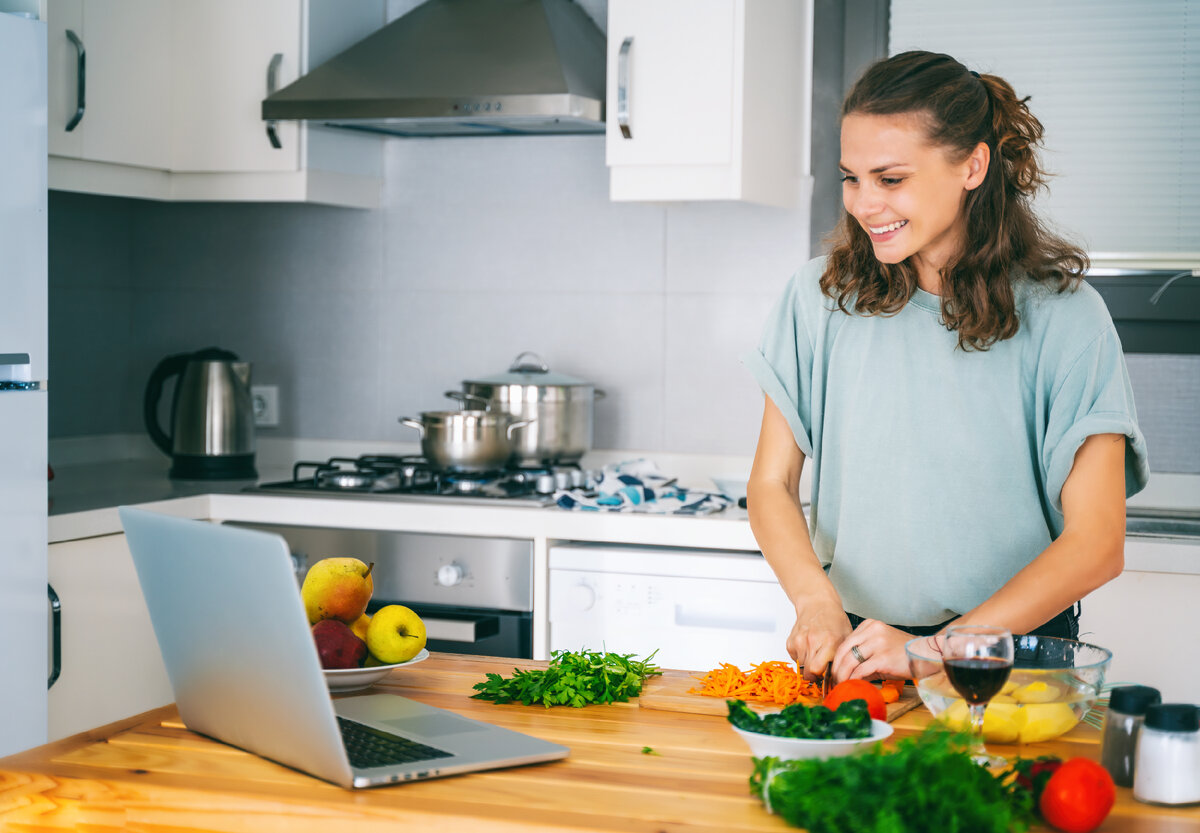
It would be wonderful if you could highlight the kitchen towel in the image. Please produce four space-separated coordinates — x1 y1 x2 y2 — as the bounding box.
554 459 732 515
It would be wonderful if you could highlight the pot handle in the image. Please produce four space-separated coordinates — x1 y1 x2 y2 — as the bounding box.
508 351 549 374
505 418 535 439
445 390 490 409
397 417 425 438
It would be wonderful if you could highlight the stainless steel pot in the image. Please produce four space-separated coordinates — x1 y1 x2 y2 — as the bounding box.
446 352 604 467
398 410 534 473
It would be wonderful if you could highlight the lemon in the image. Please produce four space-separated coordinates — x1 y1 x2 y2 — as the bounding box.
1016 702 1079 743
1011 680 1062 704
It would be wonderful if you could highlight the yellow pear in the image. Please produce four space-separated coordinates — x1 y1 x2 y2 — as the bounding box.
366 604 427 665
301 557 374 625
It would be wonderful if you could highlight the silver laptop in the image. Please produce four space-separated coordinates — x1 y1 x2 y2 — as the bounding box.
119 506 568 789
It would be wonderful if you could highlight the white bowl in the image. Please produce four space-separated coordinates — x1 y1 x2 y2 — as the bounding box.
322 649 430 693
731 719 893 760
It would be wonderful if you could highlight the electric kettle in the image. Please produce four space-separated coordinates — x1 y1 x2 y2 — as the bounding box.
143 347 257 479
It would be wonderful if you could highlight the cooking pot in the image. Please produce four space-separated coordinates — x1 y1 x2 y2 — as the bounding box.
445 352 604 467
398 410 534 473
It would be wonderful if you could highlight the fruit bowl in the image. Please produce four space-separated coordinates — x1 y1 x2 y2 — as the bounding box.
905 635 1112 744
731 719 893 760
322 649 430 693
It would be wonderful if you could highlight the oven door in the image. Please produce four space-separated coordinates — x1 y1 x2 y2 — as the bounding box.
370 601 532 659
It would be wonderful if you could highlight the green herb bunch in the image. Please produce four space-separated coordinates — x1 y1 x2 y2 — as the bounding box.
471 649 661 708
728 698 873 740
750 727 1037 833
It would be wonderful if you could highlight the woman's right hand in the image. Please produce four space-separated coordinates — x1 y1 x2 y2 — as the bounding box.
787 595 853 680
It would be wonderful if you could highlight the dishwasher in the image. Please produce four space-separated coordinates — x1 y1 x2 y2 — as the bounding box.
548 543 796 671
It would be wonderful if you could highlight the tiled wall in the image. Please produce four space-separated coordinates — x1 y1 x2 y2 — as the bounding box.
47 134 811 458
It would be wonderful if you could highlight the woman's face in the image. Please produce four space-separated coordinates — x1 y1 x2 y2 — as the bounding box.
840 112 987 285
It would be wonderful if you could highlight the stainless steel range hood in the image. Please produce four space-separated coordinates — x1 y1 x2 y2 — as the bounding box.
262 0 606 137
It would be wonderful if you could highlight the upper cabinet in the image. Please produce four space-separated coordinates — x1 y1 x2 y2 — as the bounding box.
605 0 812 208
42 0 385 208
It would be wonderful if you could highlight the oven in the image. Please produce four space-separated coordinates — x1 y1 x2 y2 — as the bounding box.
227 523 534 659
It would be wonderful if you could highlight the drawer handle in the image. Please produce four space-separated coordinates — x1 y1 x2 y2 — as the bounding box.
423 615 499 643
617 36 633 139
65 29 86 132
265 53 283 149
48 584 61 689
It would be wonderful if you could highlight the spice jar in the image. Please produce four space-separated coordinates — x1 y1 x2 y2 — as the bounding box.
1100 685 1161 787
1133 704 1200 806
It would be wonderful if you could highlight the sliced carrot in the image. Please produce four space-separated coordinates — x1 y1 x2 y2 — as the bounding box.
689 660 822 706
880 678 905 703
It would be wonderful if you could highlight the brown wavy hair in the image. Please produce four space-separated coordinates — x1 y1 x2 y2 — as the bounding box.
821 51 1088 350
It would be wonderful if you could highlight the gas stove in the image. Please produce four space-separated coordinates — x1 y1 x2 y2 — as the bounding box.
245 455 594 507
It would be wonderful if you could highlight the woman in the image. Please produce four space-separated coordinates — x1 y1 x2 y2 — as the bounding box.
743 51 1149 683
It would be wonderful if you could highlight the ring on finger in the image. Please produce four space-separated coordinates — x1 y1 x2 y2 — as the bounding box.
850 644 866 664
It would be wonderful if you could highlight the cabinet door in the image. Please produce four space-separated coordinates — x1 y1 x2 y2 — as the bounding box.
54 0 173 169
605 0 736 167
169 0 301 173
45 0 83 158
47 533 173 742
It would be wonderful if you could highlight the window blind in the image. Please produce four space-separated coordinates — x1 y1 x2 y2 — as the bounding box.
889 0 1199 266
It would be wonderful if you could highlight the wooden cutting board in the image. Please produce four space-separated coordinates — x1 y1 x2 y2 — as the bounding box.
637 667 924 722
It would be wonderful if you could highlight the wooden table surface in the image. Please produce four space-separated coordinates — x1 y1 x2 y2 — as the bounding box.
1 653 1197 832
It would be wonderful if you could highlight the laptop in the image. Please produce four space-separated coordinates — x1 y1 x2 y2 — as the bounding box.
118 506 568 789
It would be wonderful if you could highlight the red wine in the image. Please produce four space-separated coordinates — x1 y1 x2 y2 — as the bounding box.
944 658 1013 705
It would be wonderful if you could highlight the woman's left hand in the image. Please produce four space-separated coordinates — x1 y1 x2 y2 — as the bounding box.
832 619 913 682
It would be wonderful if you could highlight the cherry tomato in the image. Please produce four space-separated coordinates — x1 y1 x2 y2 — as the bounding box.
1038 758 1116 833
823 679 887 721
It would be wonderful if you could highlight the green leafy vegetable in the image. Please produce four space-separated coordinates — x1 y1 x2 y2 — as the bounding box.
749 727 1037 833
471 649 661 708
727 698 873 739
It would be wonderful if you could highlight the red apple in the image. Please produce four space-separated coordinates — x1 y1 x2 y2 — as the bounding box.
312 619 367 669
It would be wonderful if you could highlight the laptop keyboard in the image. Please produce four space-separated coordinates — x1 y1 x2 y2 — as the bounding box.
337 716 453 770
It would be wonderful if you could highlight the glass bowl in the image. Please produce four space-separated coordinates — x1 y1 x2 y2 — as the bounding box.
905 635 1111 744
731 720 893 760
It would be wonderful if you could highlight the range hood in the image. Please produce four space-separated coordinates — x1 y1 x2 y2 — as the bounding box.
262 0 606 137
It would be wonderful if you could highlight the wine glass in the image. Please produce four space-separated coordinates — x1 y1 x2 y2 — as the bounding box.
943 625 1014 768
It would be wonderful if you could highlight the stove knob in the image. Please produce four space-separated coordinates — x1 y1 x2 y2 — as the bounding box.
554 470 571 491
569 468 585 488
535 473 556 494
569 581 596 611
436 563 465 587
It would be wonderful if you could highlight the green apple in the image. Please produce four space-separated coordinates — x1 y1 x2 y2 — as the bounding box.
366 604 427 664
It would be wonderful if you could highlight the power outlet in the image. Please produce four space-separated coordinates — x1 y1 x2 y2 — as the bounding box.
251 385 280 427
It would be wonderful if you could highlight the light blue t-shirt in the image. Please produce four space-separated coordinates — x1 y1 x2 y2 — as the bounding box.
744 256 1150 625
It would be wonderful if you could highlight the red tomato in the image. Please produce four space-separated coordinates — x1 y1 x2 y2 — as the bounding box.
1039 758 1116 833
823 679 887 721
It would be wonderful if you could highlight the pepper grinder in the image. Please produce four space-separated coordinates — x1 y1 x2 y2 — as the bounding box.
1100 685 1161 787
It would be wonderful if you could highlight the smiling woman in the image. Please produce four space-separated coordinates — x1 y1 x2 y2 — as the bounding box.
742 50 1149 687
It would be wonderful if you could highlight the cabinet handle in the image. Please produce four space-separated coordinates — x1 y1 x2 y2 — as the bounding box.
64 29 85 132
617 37 633 139
47 584 61 689
265 53 283 149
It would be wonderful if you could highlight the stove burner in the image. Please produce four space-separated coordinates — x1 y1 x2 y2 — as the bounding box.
254 454 589 506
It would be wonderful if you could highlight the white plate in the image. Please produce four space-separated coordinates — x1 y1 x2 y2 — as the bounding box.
732 719 893 760
322 649 430 693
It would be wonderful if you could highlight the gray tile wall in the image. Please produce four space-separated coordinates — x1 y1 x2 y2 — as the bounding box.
47 134 809 457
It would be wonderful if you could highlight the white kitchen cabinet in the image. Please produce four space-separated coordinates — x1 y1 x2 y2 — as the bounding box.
47 532 173 742
605 0 812 207
1078 537 1200 703
42 0 384 208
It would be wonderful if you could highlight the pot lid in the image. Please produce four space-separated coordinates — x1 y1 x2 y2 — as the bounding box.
466 352 590 387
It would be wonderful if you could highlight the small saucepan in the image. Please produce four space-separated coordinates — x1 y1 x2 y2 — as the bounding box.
398 410 534 473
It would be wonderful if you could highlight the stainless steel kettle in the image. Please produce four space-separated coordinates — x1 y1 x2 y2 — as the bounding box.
144 348 257 479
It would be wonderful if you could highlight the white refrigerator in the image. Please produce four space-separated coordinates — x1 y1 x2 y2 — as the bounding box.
0 9 49 758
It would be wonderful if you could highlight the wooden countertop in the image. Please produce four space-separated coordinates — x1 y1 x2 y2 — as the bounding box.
2 654 1196 832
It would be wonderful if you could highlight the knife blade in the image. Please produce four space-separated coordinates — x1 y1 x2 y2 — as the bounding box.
819 661 832 699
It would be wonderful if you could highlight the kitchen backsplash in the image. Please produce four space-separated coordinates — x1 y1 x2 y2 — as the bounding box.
47 136 810 459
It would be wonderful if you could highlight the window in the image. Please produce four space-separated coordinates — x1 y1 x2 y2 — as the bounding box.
889 0 1200 267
